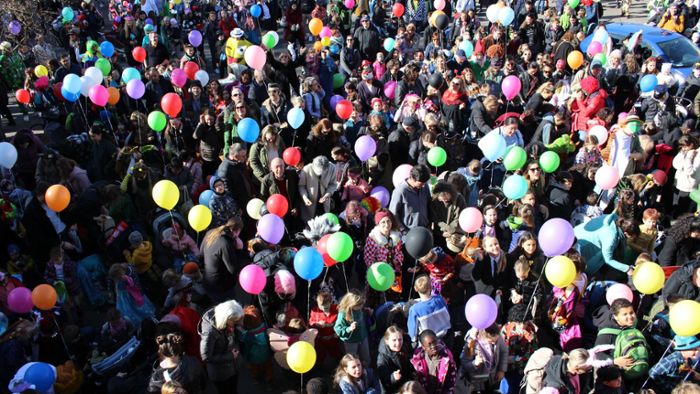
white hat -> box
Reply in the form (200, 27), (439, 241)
(231, 28), (244, 38)
(0, 42), (11, 52)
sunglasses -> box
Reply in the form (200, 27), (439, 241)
(529, 167), (541, 172)
(235, 106), (245, 110)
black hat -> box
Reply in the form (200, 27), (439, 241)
(402, 116), (419, 129)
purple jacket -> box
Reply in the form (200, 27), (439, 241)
(410, 343), (457, 394)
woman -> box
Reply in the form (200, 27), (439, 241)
(305, 119), (339, 162)
(507, 231), (546, 282)
(523, 161), (546, 202)
(431, 181), (467, 251)
(222, 101), (248, 160)
(573, 213), (639, 281)
(478, 204), (512, 252)
(542, 348), (594, 393)
(525, 82), (555, 120)
(410, 329), (457, 394)
(441, 77), (469, 135)
(364, 209), (404, 295)
(298, 155), (338, 223)
(376, 326), (412, 392)
(198, 300), (244, 394)
(249, 126), (285, 184)
(672, 135), (700, 216)
(334, 353), (382, 394)
(469, 95), (499, 139)
(201, 216), (247, 302)
(147, 332), (206, 393)
(657, 215), (700, 267)
(56, 157), (91, 195)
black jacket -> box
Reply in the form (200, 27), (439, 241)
(469, 99), (497, 137)
(387, 127), (418, 167)
(543, 355), (593, 394)
(202, 231), (246, 292)
(546, 181), (574, 220)
(658, 235), (700, 267)
(376, 338), (412, 392)
(260, 169), (301, 213)
(147, 355), (206, 394)
(662, 260), (700, 302)
(217, 158), (253, 209)
(353, 26), (380, 62)
(592, 305), (621, 356)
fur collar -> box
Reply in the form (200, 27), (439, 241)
(369, 226), (401, 246)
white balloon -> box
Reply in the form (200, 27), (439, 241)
(486, 4), (500, 23)
(80, 76), (94, 96)
(84, 66), (103, 84)
(195, 70), (209, 86)
(589, 125), (609, 146)
(0, 142), (18, 168)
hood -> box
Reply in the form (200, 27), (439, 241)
(378, 338), (395, 358)
(549, 180), (570, 194)
(592, 304), (617, 329)
(544, 354), (568, 387)
(253, 249), (279, 275)
(198, 307), (217, 337)
(678, 259), (700, 283)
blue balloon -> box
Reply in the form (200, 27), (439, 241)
(478, 131), (507, 162)
(498, 7), (515, 27)
(199, 189), (214, 206)
(287, 108), (305, 129)
(100, 41), (115, 58)
(25, 362), (56, 392)
(61, 86), (80, 102)
(0, 312), (7, 336)
(62, 7), (74, 21)
(238, 117), (260, 143)
(503, 174), (528, 200)
(63, 73), (82, 94)
(250, 4), (262, 18)
(330, 94), (344, 109)
(640, 74), (658, 94)
(330, 44), (340, 55)
(121, 67), (141, 84)
(293, 247), (324, 280)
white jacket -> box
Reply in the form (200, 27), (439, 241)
(673, 148), (700, 192)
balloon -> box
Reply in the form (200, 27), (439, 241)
(34, 76), (49, 91)
(287, 341), (316, 373)
(313, 41), (323, 52)
(32, 284), (57, 310)
(317, 234), (337, 267)
(460, 40), (474, 57)
(405, 227), (433, 259)
(330, 95), (344, 109)
(62, 7), (75, 21)
(287, 108), (305, 129)
(8, 287), (33, 313)
(539, 151), (560, 173)
(251, 4), (262, 18)
(126, 79), (145, 99)
(61, 87), (79, 102)
(640, 74), (658, 93)
(336, 99), (353, 120)
(478, 132), (507, 161)
(498, 7), (515, 26)
(266, 194), (289, 217)
(322, 212), (340, 226)
(0, 312), (7, 335)
(294, 246), (324, 280)
(503, 146), (527, 171)
(367, 262), (396, 291)
(257, 214), (285, 244)
(370, 186), (390, 208)
(309, 18), (323, 36)
(434, 0), (446, 9)
(188, 30), (203, 47)
(393, 3), (405, 17)
(501, 75), (521, 100)
(595, 165), (620, 190)
(183, 61), (199, 80)
(100, 41), (115, 58)
(103, 87), (119, 106)
(79, 76), (94, 97)
(15, 89), (30, 104)
(188, 204), (212, 232)
(132, 46), (146, 63)
(25, 362), (56, 392)
(670, 300), (700, 336)
(355, 135), (377, 161)
(593, 28), (609, 44)
(568, 0), (580, 7)
(632, 262), (665, 294)
(148, 111), (167, 132)
(503, 175), (528, 200)
(593, 52), (607, 66)
(545, 255), (577, 288)
(85, 66), (103, 85)
(45, 184), (71, 212)
(606, 283), (634, 305)
(199, 189), (214, 206)
(587, 41), (603, 57)
(246, 198), (265, 219)
(327, 232), (354, 262)
(121, 67), (141, 83)
(89, 85), (109, 106)
(283, 147), (302, 167)
(244, 45), (267, 70)
(392, 164), (413, 188)
(332, 73), (345, 89)
(195, 70), (209, 87)
(486, 4), (500, 23)
(538, 218), (575, 257)
(384, 81), (397, 99)
(567, 51), (584, 69)
(459, 207), (483, 233)
(171, 68), (187, 88)
(427, 146), (447, 167)
(238, 118), (260, 143)
(434, 13), (448, 30)
(95, 58), (112, 76)
(0, 142), (18, 168)
(262, 31), (279, 48)
(239, 264), (266, 295)
(34, 65), (48, 78)
(152, 180), (180, 210)
(465, 294), (498, 329)
(63, 74), (82, 94)
(8, 20), (21, 35)
(384, 38), (396, 52)
(344, 0), (355, 8)
(588, 125), (608, 145)
(320, 26), (332, 38)
(161, 93), (183, 117)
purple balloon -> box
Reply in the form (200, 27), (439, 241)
(370, 186), (390, 208)
(465, 294), (497, 329)
(257, 214), (285, 244)
(354, 135), (377, 161)
(126, 79), (145, 99)
(145, 18), (154, 25)
(171, 68), (187, 88)
(538, 218), (575, 257)
(330, 94), (344, 109)
(188, 30), (203, 47)
(8, 287), (33, 314)
(8, 21), (21, 35)
(114, 16), (122, 23)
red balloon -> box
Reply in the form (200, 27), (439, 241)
(266, 194), (289, 217)
(15, 89), (30, 104)
(282, 147), (302, 167)
(161, 92), (182, 117)
(336, 99), (353, 120)
(183, 61), (199, 80)
(317, 234), (337, 267)
(53, 83), (65, 102)
(132, 46), (146, 63)
(392, 3), (405, 17)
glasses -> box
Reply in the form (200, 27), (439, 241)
(529, 168), (541, 172)
(269, 90), (280, 94)
(232, 92), (241, 96)
(235, 106), (245, 110)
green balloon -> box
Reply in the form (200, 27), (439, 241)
(148, 111), (167, 132)
(332, 73), (345, 89)
(427, 146), (447, 167)
(568, 0), (580, 8)
(322, 212), (339, 226)
(367, 262), (396, 292)
(327, 231), (353, 262)
(262, 32), (277, 48)
(95, 58), (111, 77)
(691, 189), (700, 205)
(503, 146), (527, 171)
(539, 151), (560, 173)
(593, 52), (607, 66)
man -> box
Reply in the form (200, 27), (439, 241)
(32, 35), (56, 66)
(353, 15), (380, 62)
(388, 116), (421, 167)
(649, 335), (700, 392)
(298, 156), (338, 223)
(339, 36), (360, 78)
(394, 63), (424, 106)
(145, 31), (169, 68)
(389, 164), (431, 233)
(217, 143), (253, 210)
(519, 61), (542, 101)
(260, 83), (291, 131)
(183, 81), (213, 121)
(260, 158), (301, 230)
(53, 54), (82, 84)
(203, 11), (219, 67)
(144, 67), (174, 110)
(448, 50), (469, 74)
(87, 122), (117, 182)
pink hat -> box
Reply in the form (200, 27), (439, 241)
(374, 210), (390, 225)
(274, 269), (296, 297)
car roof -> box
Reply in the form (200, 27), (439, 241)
(602, 23), (680, 42)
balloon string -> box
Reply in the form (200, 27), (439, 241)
(341, 263), (349, 292)
(407, 257), (419, 301)
(258, 294), (269, 327)
(307, 280), (311, 322)
(54, 317), (73, 361)
(523, 256), (550, 319)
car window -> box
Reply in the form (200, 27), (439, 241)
(657, 37), (700, 68)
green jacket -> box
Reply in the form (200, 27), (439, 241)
(334, 310), (368, 343)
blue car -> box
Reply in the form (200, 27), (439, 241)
(580, 23), (700, 80)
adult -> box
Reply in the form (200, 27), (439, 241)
(147, 332), (206, 394)
(217, 143), (253, 210)
(199, 300), (244, 394)
(574, 214), (640, 281)
(657, 216), (700, 267)
(193, 108), (224, 177)
(249, 126), (285, 184)
(377, 326), (413, 392)
(389, 165), (431, 233)
(572, 76), (608, 134)
(298, 156), (338, 223)
(144, 31), (169, 68)
(201, 217), (247, 303)
(388, 116), (421, 168)
(260, 158), (301, 230)
(353, 15), (380, 62)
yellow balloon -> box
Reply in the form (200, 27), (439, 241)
(670, 300), (700, 336)
(188, 204), (213, 232)
(286, 341), (316, 373)
(246, 198), (264, 220)
(172, 0), (182, 4)
(152, 180), (180, 210)
(35, 65), (48, 77)
(321, 36), (331, 47)
(544, 255), (577, 288)
(632, 262), (665, 294)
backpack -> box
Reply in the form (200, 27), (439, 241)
(520, 347), (554, 394)
(597, 327), (650, 379)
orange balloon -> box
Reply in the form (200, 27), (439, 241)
(313, 41), (323, 52)
(309, 18), (323, 36)
(107, 87), (120, 105)
(567, 50), (584, 70)
(32, 284), (57, 310)
(45, 184), (71, 212)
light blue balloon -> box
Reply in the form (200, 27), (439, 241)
(498, 7), (515, 27)
(121, 67), (141, 84)
(384, 38), (396, 52)
(460, 40), (474, 57)
(199, 189), (214, 206)
(330, 44), (340, 54)
(293, 247), (324, 280)
(238, 117), (260, 143)
(640, 74), (658, 94)
(479, 132), (507, 162)
(503, 174), (528, 200)
(0, 312), (7, 335)
(593, 28), (609, 45)
(251, 4), (262, 18)
(100, 41), (115, 58)
(63, 73), (82, 94)
(62, 7), (74, 21)
(287, 107), (305, 129)
(61, 86), (80, 102)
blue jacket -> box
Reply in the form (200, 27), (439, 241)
(407, 296), (451, 343)
(574, 213), (629, 276)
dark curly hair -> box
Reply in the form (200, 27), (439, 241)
(665, 215), (700, 243)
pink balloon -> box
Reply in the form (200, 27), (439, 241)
(501, 75), (521, 100)
(587, 41), (603, 56)
(89, 84), (109, 106)
(171, 68), (187, 88)
(34, 76), (49, 90)
(459, 207), (483, 233)
(244, 45), (267, 70)
(239, 264), (267, 295)
(384, 81), (397, 99)
(606, 283), (634, 305)
(354, 135), (377, 161)
(344, 0), (355, 8)
(392, 164), (413, 188)
(126, 79), (145, 99)
(595, 165), (620, 190)
(618, 112), (628, 122)
(320, 26), (332, 38)
(434, 0), (446, 10)
(8, 287), (33, 314)
(370, 186), (390, 207)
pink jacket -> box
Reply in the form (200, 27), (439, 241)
(410, 345), (457, 394)
(162, 233), (200, 256)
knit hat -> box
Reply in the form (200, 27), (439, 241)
(274, 269), (296, 297)
(675, 335), (700, 350)
(580, 76), (599, 95)
(374, 210), (390, 225)
(128, 231), (143, 247)
(652, 169), (668, 186)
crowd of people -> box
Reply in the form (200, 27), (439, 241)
(5, 0), (700, 393)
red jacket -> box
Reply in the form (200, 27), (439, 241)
(308, 305), (339, 340)
(572, 89), (608, 132)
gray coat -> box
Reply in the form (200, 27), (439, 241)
(389, 180), (431, 233)
(298, 162), (338, 223)
(198, 308), (239, 382)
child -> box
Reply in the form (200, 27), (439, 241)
(500, 306), (539, 392)
(415, 247), (455, 297)
(627, 208), (660, 257)
(593, 365), (625, 394)
(239, 305), (273, 384)
(548, 253), (587, 352)
(333, 354), (382, 394)
(123, 231), (153, 275)
(508, 257), (543, 319)
(461, 323), (509, 393)
(575, 134), (603, 166)
(570, 191), (604, 226)
(373, 52), (386, 81)
(334, 290), (370, 366)
(108, 263), (155, 325)
(161, 269), (193, 312)
(161, 223), (201, 265)
(341, 167), (371, 204)
(309, 290), (342, 364)
(182, 262), (210, 308)
(99, 307), (134, 352)
(457, 159), (482, 207)
(472, 235), (507, 298)
(44, 246), (81, 298)
(648, 335), (700, 392)
(6, 244), (36, 284)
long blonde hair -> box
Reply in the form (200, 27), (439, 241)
(203, 216), (243, 249)
(337, 290), (364, 322)
(333, 354), (363, 388)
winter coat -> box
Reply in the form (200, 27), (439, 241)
(11, 129), (44, 176)
(201, 231), (244, 294)
(407, 296), (452, 342)
(410, 344), (457, 394)
(662, 260), (700, 302)
(542, 354), (593, 394)
(217, 158), (253, 209)
(334, 310), (368, 343)
(193, 122), (224, 163)
(574, 214), (629, 276)
(657, 233), (700, 267)
(461, 328), (509, 389)
(208, 192), (239, 228)
(364, 227), (404, 271)
(376, 338), (413, 392)
(572, 89), (608, 132)
(298, 162), (338, 222)
(389, 180), (431, 233)
(248, 141), (285, 183)
(338, 368), (382, 394)
(147, 355), (206, 394)
(352, 26), (380, 62)
(198, 308), (240, 381)
(387, 127), (418, 167)
(546, 181), (574, 220)
(259, 170), (301, 212)
(672, 149), (700, 192)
